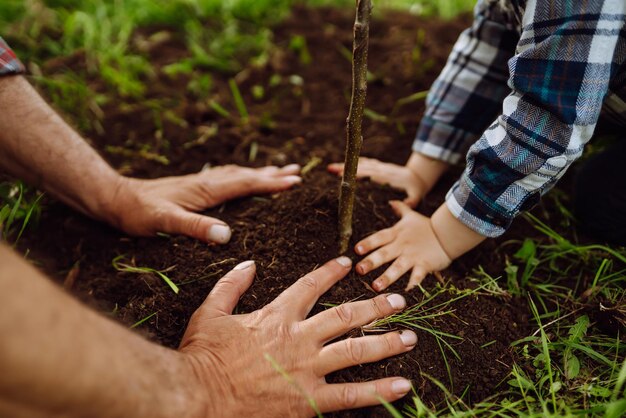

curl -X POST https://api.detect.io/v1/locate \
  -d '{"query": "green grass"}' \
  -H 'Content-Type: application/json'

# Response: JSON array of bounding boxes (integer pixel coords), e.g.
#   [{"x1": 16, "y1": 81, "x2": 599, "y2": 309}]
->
[
  {"x1": 6, "y1": 2, "x2": 625, "y2": 416},
  {"x1": 384, "y1": 210, "x2": 626, "y2": 417},
  {"x1": 364, "y1": 282, "x2": 494, "y2": 388},
  {"x1": 112, "y1": 255, "x2": 180, "y2": 294},
  {"x1": 0, "y1": 181, "x2": 44, "y2": 245}
]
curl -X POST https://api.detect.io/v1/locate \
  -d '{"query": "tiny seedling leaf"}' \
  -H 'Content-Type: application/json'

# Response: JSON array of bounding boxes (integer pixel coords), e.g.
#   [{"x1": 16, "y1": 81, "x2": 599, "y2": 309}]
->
[
  {"x1": 130, "y1": 311, "x2": 157, "y2": 329},
  {"x1": 564, "y1": 353, "x2": 580, "y2": 380},
  {"x1": 605, "y1": 398, "x2": 626, "y2": 418},
  {"x1": 377, "y1": 396, "x2": 404, "y2": 418},
  {"x1": 514, "y1": 238, "x2": 537, "y2": 261},
  {"x1": 112, "y1": 255, "x2": 179, "y2": 294},
  {"x1": 588, "y1": 385, "x2": 612, "y2": 398},
  {"x1": 228, "y1": 78, "x2": 249, "y2": 124}
]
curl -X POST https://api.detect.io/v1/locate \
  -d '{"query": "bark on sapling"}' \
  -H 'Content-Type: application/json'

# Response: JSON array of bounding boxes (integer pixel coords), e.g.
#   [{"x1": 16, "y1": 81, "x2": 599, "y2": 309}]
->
[{"x1": 338, "y1": 0, "x2": 372, "y2": 254}]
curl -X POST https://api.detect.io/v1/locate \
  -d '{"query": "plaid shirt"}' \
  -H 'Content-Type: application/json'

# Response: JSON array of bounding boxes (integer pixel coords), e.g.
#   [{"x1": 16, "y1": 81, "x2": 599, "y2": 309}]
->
[
  {"x1": 413, "y1": 0, "x2": 626, "y2": 237},
  {"x1": 0, "y1": 37, "x2": 25, "y2": 75}
]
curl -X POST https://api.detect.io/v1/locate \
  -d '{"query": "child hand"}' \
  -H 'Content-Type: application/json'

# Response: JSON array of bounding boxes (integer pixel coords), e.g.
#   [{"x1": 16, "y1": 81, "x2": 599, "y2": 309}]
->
[
  {"x1": 328, "y1": 157, "x2": 426, "y2": 207},
  {"x1": 354, "y1": 200, "x2": 452, "y2": 291}
]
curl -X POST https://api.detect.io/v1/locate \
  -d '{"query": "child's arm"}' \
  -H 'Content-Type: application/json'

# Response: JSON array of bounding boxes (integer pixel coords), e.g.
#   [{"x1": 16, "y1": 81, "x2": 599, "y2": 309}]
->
[
  {"x1": 328, "y1": 152, "x2": 449, "y2": 207},
  {"x1": 329, "y1": 0, "x2": 519, "y2": 206},
  {"x1": 354, "y1": 201, "x2": 484, "y2": 291},
  {"x1": 357, "y1": 1, "x2": 625, "y2": 291}
]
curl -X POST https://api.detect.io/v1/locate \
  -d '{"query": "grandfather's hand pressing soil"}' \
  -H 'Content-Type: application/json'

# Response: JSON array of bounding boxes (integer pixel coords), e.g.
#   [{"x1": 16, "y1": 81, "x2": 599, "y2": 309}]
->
[
  {"x1": 0, "y1": 246, "x2": 416, "y2": 418},
  {"x1": 106, "y1": 164, "x2": 301, "y2": 244},
  {"x1": 0, "y1": 76, "x2": 300, "y2": 244},
  {"x1": 179, "y1": 256, "x2": 416, "y2": 416}
]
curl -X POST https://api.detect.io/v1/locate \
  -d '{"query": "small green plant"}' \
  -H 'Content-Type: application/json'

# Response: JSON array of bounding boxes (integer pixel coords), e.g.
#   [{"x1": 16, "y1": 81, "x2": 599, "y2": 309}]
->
[
  {"x1": 288, "y1": 35, "x2": 312, "y2": 65},
  {"x1": 364, "y1": 283, "x2": 489, "y2": 387},
  {"x1": 130, "y1": 311, "x2": 158, "y2": 329},
  {"x1": 228, "y1": 78, "x2": 250, "y2": 125},
  {"x1": 112, "y1": 255, "x2": 179, "y2": 294},
  {"x1": 0, "y1": 181, "x2": 43, "y2": 244}
]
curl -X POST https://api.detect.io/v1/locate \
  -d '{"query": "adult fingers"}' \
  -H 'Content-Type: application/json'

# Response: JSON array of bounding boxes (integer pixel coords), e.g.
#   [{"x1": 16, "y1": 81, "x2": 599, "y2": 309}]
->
[
  {"x1": 301, "y1": 293, "x2": 406, "y2": 342},
  {"x1": 355, "y1": 228, "x2": 394, "y2": 256},
  {"x1": 356, "y1": 245, "x2": 397, "y2": 276},
  {"x1": 198, "y1": 260, "x2": 256, "y2": 319},
  {"x1": 276, "y1": 163, "x2": 301, "y2": 176},
  {"x1": 257, "y1": 163, "x2": 301, "y2": 176},
  {"x1": 406, "y1": 265, "x2": 428, "y2": 291},
  {"x1": 162, "y1": 209, "x2": 232, "y2": 244},
  {"x1": 314, "y1": 378, "x2": 413, "y2": 412},
  {"x1": 372, "y1": 257, "x2": 412, "y2": 292},
  {"x1": 270, "y1": 257, "x2": 352, "y2": 320},
  {"x1": 315, "y1": 331, "x2": 416, "y2": 375},
  {"x1": 225, "y1": 174, "x2": 302, "y2": 199}
]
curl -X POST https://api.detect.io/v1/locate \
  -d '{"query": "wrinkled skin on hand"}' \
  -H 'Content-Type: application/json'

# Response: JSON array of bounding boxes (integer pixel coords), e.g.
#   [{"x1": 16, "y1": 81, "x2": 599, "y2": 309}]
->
[
  {"x1": 179, "y1": 258, "x2": 417, "y2": 417},
  {"x1": 107, "y1": 164, "x2": 302, "y2": 244},
  {"x1": 354, "y1": 201, "x2": 452, "y2": 291}
]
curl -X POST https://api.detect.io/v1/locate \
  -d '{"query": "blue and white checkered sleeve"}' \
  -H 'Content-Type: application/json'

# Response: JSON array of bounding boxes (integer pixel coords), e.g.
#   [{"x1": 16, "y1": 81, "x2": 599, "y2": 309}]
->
[
  {"x1": 412, "y1": 0, "x2": 519, "y2": 164},
  {"x1": 0, "y1": 37, "x2": 25, "y2": 76},
  {"x1": 447, "y1": 0, "x2": 626, "y2": 237}
]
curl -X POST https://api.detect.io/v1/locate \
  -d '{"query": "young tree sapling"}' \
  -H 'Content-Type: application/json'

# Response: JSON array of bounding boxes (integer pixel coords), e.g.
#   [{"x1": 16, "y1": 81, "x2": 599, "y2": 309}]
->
[{"x1": 338, "y1": 0, "x2": 372, "y2": 254}]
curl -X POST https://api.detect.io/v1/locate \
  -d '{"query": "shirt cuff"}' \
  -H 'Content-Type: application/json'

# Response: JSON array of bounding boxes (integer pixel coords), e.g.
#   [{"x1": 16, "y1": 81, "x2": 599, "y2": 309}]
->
[
  {"x1": 412, "y1": 115, "x2": 477, "y2": 165},
  {"x1": 445, "y1": 172, "x2": 512, "y2": 238},
  {"x1": 0, "y1": 37, "x2": 25, "y2": 76}
]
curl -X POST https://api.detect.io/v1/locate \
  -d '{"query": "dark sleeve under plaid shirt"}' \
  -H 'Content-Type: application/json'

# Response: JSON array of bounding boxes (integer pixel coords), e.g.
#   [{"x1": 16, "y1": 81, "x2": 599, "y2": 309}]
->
[
  {"x1": 413, "y1": 0, "x2": 626, "y2": 237},
  {"x1": 0, "y1": 37, "x2": 25, "y2": 75}
]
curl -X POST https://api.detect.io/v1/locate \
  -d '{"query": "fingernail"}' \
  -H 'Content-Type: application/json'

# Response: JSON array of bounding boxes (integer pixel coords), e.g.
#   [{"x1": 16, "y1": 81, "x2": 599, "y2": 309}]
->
[
  {"x1": 386, "y1": 294, "x2": 406, "y2": 310},
  {"x1": 284, "y1": 163, "x2": 300, "y2": 171},
  {"x1": 336, "y1": 256, "x2": 352, "y2": 267},
  {"x1": 391, "y1": 379, "x2": 412, "y2": 395},
  {"x1": 207, "y1": 224, "x2": 232, "y2": 244},
  {"x1": 355, "y1": 245, "x2": 364, "y2": 255},
  {"x1": 284, "y1": 175, "x2": 302, "y2": 184},
  {"x1": 356, "y1": 263, "x2": 367, "y2": 275},
  {"x1": 234, "y1": 260, "x2": 255, "y2": 270},
  {"x1": 399, "y1": 330, "x2": 417, "y2": 347}
]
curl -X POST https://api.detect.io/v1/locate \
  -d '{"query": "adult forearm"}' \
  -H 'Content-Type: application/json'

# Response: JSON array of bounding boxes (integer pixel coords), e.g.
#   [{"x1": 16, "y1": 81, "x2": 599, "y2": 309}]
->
[
  {"x1": 0, "y1": 244, "x2": 203, "y2": 418},
  {"x1": 0, "y1": 75, "x2": 121, "y2": 222}
]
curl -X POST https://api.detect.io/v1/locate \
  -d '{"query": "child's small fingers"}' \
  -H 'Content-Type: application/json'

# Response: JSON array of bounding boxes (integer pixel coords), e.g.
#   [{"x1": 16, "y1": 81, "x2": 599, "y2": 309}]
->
[
  {"x1": 355, "y1": 229, "x2": 394, "y2": 256},
  {"x1": 372, "y1": 257, "x2": 412, "y2": 292},
  {"x1": 405, "y1": 266, "x2": 428, "y2": 291},
  {"x1": 356, "y1": 246, "x2": 396, "y2": 276}
]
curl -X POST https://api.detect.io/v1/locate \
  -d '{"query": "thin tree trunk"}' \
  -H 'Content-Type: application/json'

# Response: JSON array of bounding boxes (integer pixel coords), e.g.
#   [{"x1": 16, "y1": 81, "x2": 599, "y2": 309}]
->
[{"x1": 338, "y1": 0, "x2": 372, "y2": 254}]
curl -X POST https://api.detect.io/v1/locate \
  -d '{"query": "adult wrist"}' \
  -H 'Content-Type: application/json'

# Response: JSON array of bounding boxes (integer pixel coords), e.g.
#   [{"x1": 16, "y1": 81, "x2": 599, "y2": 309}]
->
[
  {"x1": 93, "y1": 174, "x2": 135, "y2": 228},
  {"x1": 172, "y1": 351, "x2": 213, "y2": 418}
]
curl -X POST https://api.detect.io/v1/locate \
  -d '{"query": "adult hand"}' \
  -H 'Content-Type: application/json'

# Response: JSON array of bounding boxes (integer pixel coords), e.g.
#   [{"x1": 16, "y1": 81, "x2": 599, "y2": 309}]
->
[
  {"x1": 328, "y1": 157, "x2": 426, "y2": 208},
  {"x1": 179, "y1": 257, "x2": 417, "y2": 417},
  {"x1": 106, "y1": 164, "x2": 301, "y2": 244},
  {"x1": 355, "y1": 200, "x2": 452, "y2": 291}
]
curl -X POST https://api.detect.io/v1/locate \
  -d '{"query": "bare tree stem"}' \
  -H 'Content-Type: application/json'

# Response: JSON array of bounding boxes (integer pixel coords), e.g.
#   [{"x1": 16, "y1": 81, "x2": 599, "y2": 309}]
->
[{"x1": 338, "y1": 0, "x2": 372, "y2": 254}]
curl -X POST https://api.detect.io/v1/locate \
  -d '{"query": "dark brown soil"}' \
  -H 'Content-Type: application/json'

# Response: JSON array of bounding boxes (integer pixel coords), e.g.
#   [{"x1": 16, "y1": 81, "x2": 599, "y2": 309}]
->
[{"x1": 15, "y1": 6, "x2": 535, "y2": 415}]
